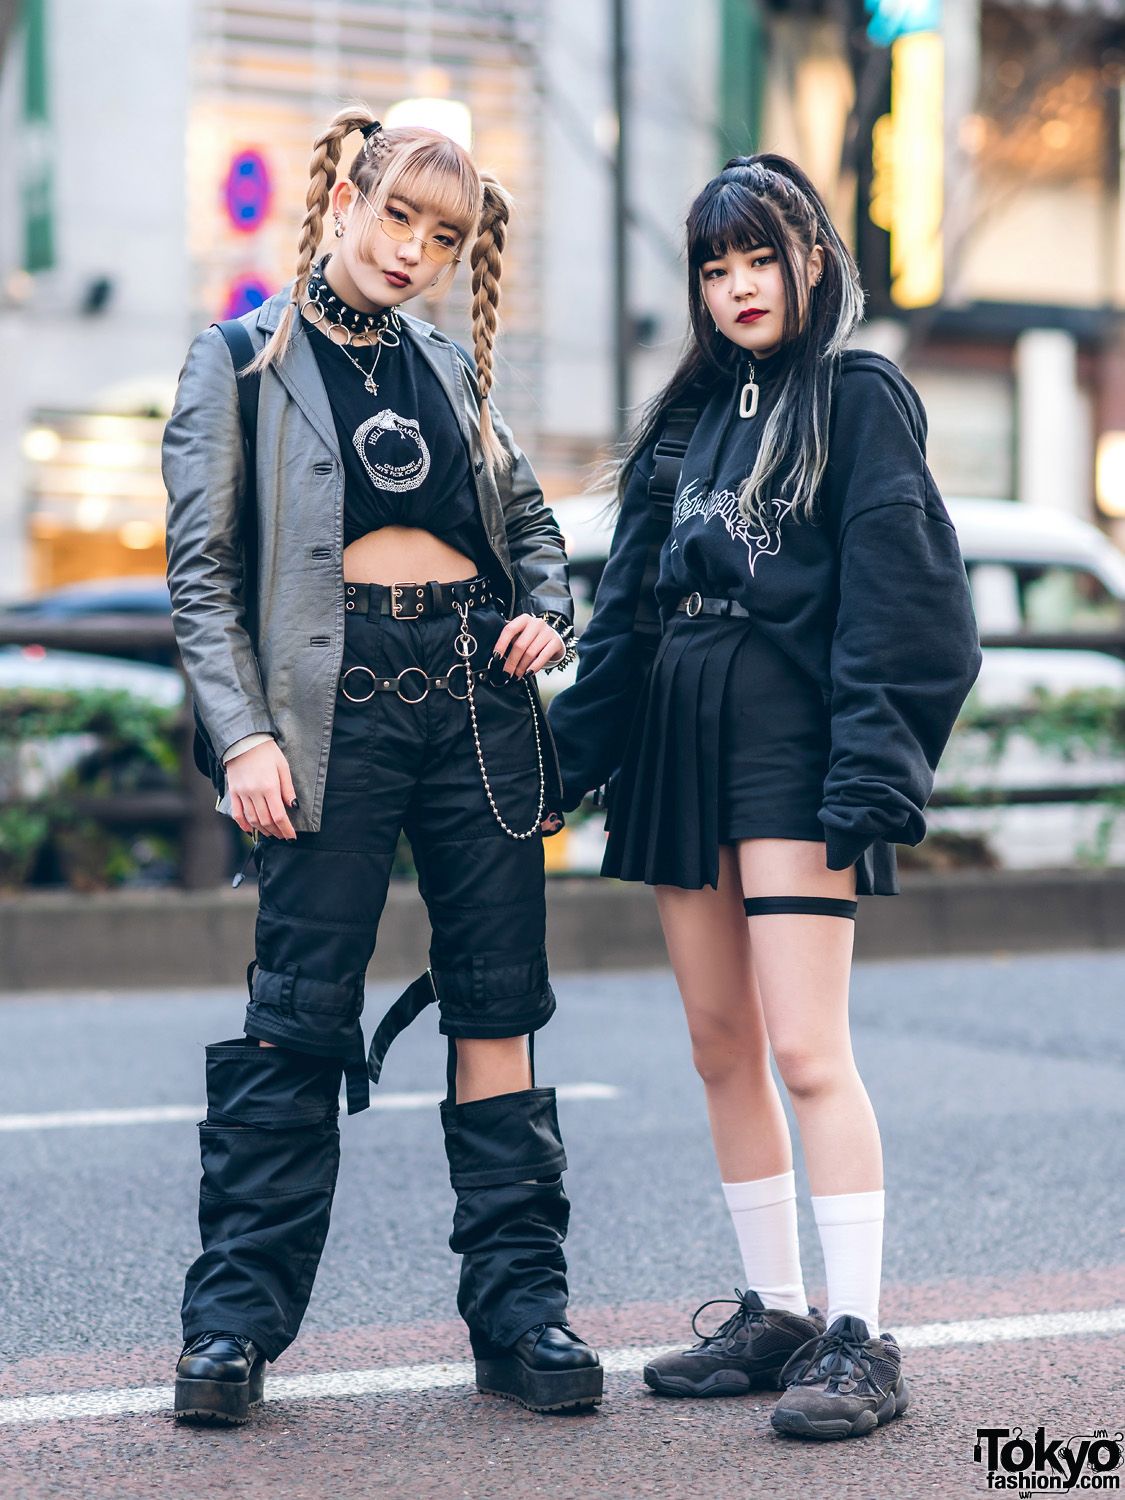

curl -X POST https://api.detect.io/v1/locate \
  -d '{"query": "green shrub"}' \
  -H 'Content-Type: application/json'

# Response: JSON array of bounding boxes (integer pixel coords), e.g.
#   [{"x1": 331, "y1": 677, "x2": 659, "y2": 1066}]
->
[{"x1": 0, "y1": 686, "x2": 183, "y2": 889}]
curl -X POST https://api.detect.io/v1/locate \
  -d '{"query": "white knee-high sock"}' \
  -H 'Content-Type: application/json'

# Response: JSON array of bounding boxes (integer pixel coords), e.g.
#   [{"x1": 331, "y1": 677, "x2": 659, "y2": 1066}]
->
[
  {"x1": 721, "y1": 1170, "x2": 809, "y2": 1316},
  {"x1": 810, "y1": 1188, "x2": 885, "y2": 1337}
]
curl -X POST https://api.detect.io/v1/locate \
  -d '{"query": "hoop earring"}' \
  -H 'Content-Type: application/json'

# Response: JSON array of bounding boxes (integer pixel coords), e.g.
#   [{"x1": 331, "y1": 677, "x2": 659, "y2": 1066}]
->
[{"x1": 334, "y1": 218, "x2": 345, "y2": 239}]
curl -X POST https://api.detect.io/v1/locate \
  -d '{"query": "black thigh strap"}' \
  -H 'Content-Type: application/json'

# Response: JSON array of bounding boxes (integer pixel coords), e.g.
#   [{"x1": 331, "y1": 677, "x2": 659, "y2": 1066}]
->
[{"x1": 743, "y1": 897, "x2": 858, "y2": 920}]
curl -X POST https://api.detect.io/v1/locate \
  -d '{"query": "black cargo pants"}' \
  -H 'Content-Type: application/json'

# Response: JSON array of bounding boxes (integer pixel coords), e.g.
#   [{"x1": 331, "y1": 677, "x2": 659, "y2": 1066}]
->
[{"x1": 181, "y1": 591, "x2": 570, "y2": 1361}]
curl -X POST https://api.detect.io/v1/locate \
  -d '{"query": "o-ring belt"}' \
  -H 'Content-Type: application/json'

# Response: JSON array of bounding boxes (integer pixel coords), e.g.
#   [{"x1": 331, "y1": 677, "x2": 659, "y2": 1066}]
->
[
  {"x1": 340, "y1": 662, "x2": 491, "y2": 704},
  {"x1": 677, "y1": 592, "x2": 752, "y2": 619}
]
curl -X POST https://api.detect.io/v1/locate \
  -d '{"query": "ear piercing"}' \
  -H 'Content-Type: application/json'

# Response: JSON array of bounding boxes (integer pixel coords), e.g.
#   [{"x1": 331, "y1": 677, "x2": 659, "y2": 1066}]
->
[{"x1": 334, "y1": 217, "x2": 345, "y2": 238}]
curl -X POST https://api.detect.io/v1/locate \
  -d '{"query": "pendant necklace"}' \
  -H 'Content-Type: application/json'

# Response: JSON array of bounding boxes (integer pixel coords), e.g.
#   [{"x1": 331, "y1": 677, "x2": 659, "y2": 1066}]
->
[
  {"x1": 738, "y1": 360, "x2": 759, "y2": 420},
  {"x1": 335, "y1": 325, "x2": 399, "y2": 397},
  {"x1": 302, "y1": 259, "x2": 402, "y2": 397}
]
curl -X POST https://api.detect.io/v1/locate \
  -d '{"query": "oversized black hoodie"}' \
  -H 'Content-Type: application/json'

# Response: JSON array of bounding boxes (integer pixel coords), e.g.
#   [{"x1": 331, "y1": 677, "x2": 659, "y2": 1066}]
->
[{"x1": 548, "y1": 348, "x2": 983, "y2": 883}]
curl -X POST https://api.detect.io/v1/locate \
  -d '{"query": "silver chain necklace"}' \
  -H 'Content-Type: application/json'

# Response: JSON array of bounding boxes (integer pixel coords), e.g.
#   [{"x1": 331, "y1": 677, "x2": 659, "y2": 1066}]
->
[
  {"x1": 302, "y1": 272, "x2": 402, "y2": 397},
  {"x1": 331, "y1": 325, "x2": 401, "y2": 397}
]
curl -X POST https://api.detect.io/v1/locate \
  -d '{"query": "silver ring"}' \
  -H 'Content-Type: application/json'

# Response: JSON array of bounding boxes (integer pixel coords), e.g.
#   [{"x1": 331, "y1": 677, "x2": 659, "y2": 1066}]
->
[
  {"x1": 446, "y1": 662, "x2": 471, "y2": 701},
  {"x1": 341, "y1": 665, "x2": 377, "y2": 703},
  {"x1": 685, "y1": 591, "x2": 703, "y2": 618},
  {"x1": 395, "y1": 666, "x2": 430, "y2": 704}
]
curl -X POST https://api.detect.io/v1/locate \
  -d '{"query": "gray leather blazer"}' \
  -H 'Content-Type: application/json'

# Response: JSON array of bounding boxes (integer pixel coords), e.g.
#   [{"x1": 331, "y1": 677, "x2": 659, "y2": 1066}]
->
[{"x1": 163, "y1": 285, "x2": 572, "y2": 831}]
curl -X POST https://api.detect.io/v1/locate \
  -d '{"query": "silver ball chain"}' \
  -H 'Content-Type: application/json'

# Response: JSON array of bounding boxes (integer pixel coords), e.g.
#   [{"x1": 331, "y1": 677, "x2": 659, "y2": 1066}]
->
[{"x1": 454, "y1": 603, "x2": 546, "y2": 840}]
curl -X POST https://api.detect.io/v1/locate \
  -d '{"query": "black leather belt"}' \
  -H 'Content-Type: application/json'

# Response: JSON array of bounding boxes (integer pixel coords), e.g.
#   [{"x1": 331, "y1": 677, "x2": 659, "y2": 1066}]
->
[
  {"x1": 677, "y1": 592, "x2": 752, "y2": 619},
  {"x1": 344, "y1": 576, "x2": 491, "y2": 620}
]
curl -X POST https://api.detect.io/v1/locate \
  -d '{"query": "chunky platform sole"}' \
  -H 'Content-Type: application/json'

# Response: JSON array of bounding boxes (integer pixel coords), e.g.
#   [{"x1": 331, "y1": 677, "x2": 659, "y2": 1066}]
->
[
  {"x1": 770, "y1": 1375, "x2": 910, "y2": 1440},
  {"x1": 173, "y1": 1360, "x2": 266, "y2": 1426},
  {"x1": 475, "y1": 1355, "x2": 604, "y2": 1413},
  {"x1": 642, "y1": 1362, "x2": 785, "y2": 1398}
]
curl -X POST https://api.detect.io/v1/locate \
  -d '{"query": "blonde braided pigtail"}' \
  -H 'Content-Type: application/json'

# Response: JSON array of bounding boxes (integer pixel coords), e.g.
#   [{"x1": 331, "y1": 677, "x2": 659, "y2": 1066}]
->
[
  {"x1": 250, "y1": 105, "x2": 378, "y2": 373},
  {"x1": 469, "y1": 174, "x2": 514, "y2": 474}
]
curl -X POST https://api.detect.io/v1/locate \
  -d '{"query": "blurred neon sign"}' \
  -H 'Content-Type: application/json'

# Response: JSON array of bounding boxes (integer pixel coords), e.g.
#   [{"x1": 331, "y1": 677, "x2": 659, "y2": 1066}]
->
[
  {"x1": 869, "y1": 32, "x2": 944, "y2": 309},
  {"x1": 222, "y1": 276, "x2": 270, "y2": 320},
  {"x1": 866, "y1": 0, "x2": 941, "y2": 47},
  {"x1": 224, "y1": 150, "x2": 272, "y2": 233}
]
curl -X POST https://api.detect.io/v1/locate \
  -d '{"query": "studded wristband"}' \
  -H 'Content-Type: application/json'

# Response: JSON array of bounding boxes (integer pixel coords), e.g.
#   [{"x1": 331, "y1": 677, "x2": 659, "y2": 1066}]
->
[{"x1": 537, "y1": 611, "x2": 578, "y2": 672}]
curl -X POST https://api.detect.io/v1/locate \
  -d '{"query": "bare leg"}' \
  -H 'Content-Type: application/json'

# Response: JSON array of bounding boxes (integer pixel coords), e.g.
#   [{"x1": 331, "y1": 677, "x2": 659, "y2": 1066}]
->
[
  {"x1": 655, "y1": 844, "x2": 792, "y2": 1182},
  {"x1": 737, "y1": 838, "x2": 882, "y2": 1196},
  {"x1": 455, "y1": 1036, "x2": 533, "y2": 1104}
]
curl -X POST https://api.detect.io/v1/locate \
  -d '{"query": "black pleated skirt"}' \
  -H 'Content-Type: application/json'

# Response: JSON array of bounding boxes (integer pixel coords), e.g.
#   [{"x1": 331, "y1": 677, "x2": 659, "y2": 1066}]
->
[{"x1": 602, "y1": 613, "x2": 898, "y2": 895}]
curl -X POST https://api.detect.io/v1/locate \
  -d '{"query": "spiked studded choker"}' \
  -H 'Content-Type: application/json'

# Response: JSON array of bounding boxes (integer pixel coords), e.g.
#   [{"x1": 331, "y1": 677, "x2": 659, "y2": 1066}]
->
[{"x1": 302, "y1": 260, "x2": 401, "y2": 348}]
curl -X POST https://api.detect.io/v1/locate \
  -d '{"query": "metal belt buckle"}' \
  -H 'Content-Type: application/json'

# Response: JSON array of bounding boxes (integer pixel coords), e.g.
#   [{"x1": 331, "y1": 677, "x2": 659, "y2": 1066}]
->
[
  {"x1": 391, "y1": 583, "x2": 426, "y2": 620},
  {"x1": 395, "y1": 666, "x2": 430, "y2": 704},
  {"x1": 685, "y1": 591, "x2": 703, "y2": 618},
  {"x1": 341, "y1": 665, "x2": 377, "y2": 703}
]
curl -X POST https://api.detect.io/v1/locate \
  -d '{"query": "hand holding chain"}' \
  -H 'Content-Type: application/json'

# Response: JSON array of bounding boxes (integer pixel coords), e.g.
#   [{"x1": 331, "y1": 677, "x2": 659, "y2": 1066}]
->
[{"x1": 454, "y1": 602, "x2": 546, "y2": 841}]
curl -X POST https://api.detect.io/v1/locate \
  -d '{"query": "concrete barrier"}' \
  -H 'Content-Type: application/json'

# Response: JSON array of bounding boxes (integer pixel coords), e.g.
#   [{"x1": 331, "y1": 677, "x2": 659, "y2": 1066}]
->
[{"x1": 1, "y1": 869, "x2": 1123, "y2": 992}]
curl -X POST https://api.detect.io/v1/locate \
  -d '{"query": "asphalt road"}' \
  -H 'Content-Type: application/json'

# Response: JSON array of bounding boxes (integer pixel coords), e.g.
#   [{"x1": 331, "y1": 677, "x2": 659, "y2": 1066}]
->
[{"x1": 0, "y1": 952, "x2": 1122, "y2": 1499}]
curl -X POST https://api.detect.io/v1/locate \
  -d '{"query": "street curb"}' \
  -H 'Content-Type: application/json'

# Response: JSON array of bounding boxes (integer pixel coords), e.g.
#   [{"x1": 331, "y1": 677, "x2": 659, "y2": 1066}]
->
[{"x1": 1, "y1": 869, "x2": 1123, "y2": 991}]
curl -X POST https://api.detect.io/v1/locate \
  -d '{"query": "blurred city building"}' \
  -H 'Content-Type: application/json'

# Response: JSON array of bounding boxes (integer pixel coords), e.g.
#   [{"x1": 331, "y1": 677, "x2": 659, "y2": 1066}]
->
[
  {"x1": 0, "y1": 0, "x2": 1123, "y2": 601},
  {"x1": 0, "y1": 0, "x2": 714, "y2": 598}
]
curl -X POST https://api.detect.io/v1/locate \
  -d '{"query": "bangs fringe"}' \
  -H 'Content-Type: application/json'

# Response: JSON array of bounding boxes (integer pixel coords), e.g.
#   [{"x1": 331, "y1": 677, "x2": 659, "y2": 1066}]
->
[
  {"x1": 351, "y1": 135, "x2": 481, "y2": 263},
  {"x1": 690, "y1": 182, "x2": 782, "y2": 266}
]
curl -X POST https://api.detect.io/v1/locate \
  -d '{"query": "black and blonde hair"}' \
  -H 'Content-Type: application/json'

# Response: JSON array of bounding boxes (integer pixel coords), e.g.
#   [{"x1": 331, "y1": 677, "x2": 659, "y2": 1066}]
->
[
  {"x1": 253, "y1": 105, "x2": 513, "y2": 472},
  {"x1": 622, "y1": 152, "x2": 865, "y2": 525}
]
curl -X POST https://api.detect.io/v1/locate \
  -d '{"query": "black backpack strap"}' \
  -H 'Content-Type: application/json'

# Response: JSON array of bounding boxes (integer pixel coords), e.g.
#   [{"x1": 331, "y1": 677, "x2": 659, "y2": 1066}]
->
[
  {"x1": 212, "y1": 318, "x2": 260, "y2": 457},
  {"x1": 210, "y1": 319, "x2": 260, "y2": 638},
  {"x1": 633, "y1": 404, "x2": 699, "y2": 646},
  {"x1": 192, "y1": 319, "x2": 263, "y2": 798}
]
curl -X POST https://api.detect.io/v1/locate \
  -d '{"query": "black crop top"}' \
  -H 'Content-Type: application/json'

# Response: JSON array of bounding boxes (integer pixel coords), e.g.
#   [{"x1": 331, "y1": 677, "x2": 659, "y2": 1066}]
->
[{"x1": 306, "y1": 320, "x2": 491, "y2": 560}]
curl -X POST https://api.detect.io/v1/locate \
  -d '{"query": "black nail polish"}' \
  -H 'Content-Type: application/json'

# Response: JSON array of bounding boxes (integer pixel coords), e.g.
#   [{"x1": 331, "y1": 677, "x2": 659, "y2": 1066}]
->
[{"x1": 289, "y1": 797, "x2": 299, "y2": 809}]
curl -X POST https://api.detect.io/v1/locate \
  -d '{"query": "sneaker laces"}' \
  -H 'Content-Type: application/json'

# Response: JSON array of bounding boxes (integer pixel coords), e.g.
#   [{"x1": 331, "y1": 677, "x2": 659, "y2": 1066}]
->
[
  {"x1": 689, "y1": 1288, "x2": 766, "y2": 1348},
  {"x1": 779, "y1": 1325, "x2": 875, "y2": 1392}
]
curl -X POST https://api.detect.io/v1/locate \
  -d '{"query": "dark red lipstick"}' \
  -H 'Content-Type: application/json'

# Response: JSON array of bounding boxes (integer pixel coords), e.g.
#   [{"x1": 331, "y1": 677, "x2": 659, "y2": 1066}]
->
[{"x1": 736, "y1": 309, "x2": 766, "y2": 323}]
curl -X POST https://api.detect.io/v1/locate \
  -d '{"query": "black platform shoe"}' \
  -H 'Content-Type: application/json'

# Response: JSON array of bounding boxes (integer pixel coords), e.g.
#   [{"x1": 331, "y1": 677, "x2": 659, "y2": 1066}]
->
[
  {"x1": 475, "y1": 1323, "x2": 603, "y2": 1413},
  {"x1": 174, "y1": 1332, "x2": 267, "y2": 1425}
]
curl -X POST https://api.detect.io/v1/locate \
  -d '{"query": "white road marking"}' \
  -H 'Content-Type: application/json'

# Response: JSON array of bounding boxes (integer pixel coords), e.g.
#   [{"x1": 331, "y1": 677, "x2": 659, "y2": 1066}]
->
[
  {"x1": 2, "y1": 1306, "x2": 1122, "y2": 1428},
  {"x1": 0, "y1": 1083, "x2": 621, "y2": 1133}
]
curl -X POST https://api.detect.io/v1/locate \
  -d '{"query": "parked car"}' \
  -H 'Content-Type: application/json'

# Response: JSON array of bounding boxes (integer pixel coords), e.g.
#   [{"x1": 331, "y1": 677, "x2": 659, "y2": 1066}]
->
[{"x1": 0, "y1": 575, "x2": 171, "y2": 617}]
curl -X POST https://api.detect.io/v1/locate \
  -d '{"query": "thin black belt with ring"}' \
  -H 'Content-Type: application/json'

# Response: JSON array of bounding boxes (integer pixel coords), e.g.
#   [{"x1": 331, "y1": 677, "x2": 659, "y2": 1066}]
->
[{"x1": 678, "y1": 592, "x2": 752, "y2": 620}]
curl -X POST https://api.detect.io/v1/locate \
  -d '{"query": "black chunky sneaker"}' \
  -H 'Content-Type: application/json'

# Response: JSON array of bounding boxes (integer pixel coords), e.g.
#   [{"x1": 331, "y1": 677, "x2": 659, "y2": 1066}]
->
[
  {"x1": 643, "y1": 1289, "x2": 826, "y2": 1398},
  {"x1": 771, "y1": 1314, "x2": 910, "y2": 1440},
  {"x1": 474, "y1": 1323, "x2": 603, "y2": 1413},
  {"x1": 174, "y1": 1332, "x2": 267, "y2": 1425}
]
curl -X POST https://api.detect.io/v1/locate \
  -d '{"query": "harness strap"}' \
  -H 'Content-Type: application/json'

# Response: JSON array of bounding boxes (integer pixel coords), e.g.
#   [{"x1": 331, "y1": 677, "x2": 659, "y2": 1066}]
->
[
  {"x1": 634, "y1": 404, "x2": 699, "y2": 648},
  {"x1": 367, "y1": 969, "x2": 440, "y2": 1085}
]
